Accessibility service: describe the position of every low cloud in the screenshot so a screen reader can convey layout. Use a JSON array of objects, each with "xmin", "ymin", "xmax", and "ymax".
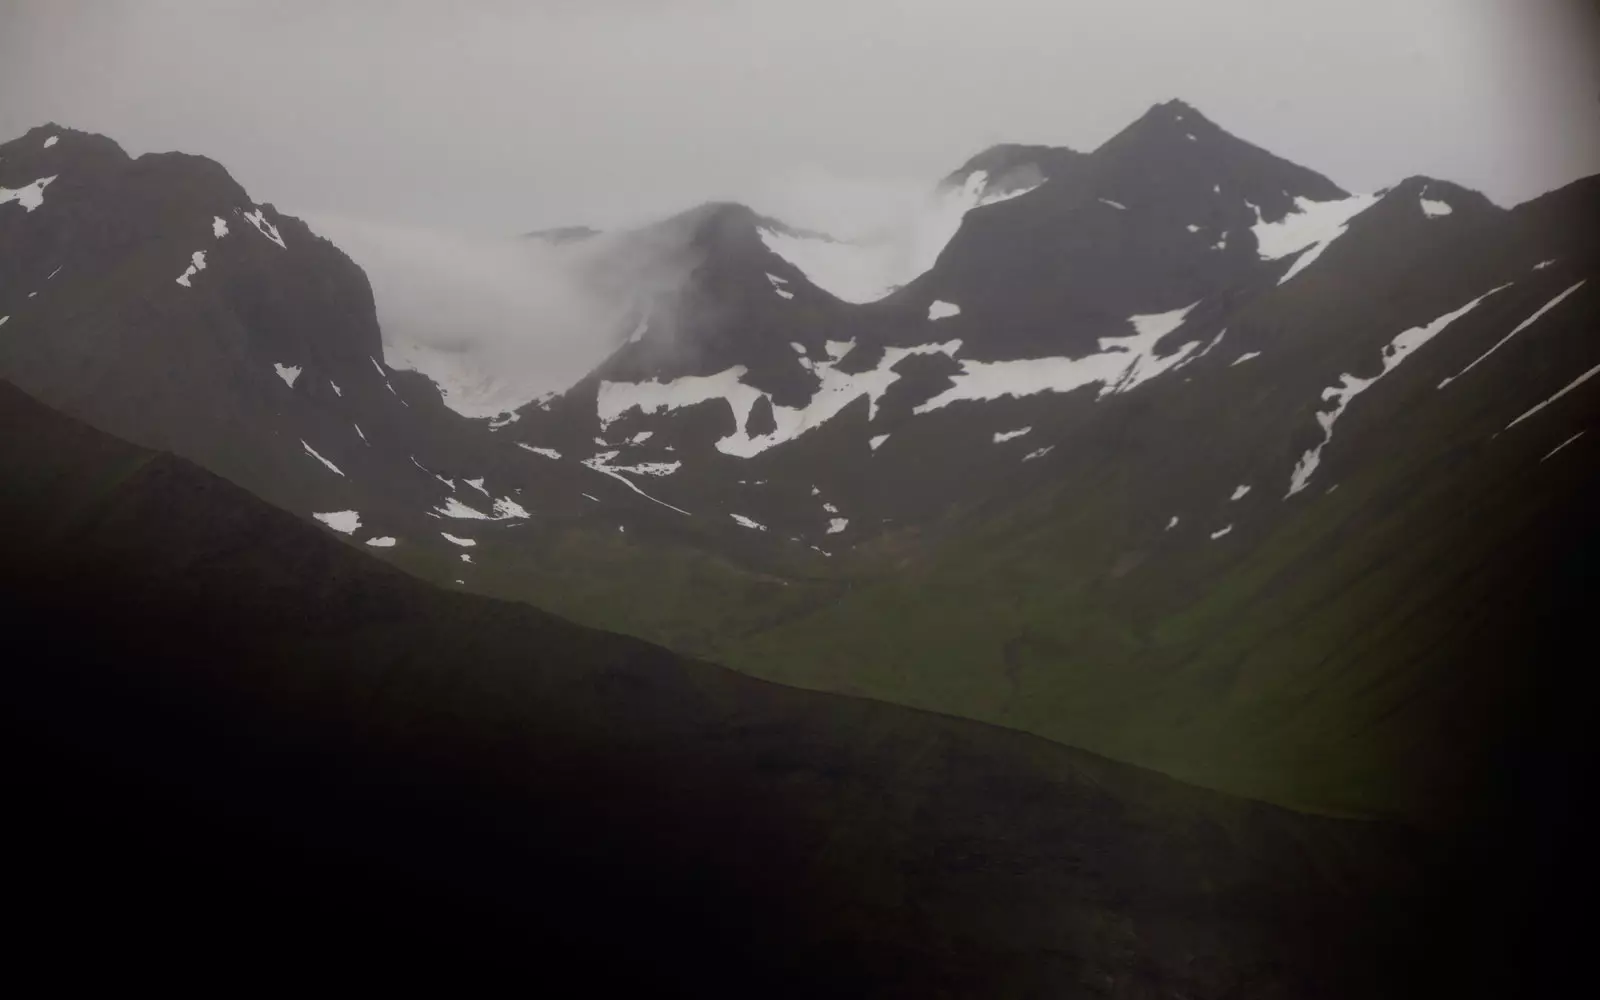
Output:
[{"xmin": 301, "ymin": 213, "xmax": 703, "ymax": 417}]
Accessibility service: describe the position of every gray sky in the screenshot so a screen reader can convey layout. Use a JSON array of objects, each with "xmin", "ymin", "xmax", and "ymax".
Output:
[{"xmin": 3, "ymin": 0, "xmax": 1598, "ymax": 233}]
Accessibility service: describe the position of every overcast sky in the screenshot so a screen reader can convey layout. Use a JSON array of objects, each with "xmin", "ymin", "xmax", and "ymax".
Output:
[{"xmin": 3, "ymin": 0, "xmax": 1598, "ymax": 233}]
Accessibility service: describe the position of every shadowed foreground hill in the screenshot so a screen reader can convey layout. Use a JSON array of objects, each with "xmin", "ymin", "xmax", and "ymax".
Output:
[
  {"xmin": 0, "ymin": 379, "xmax": 1445, "ymax": 996},
  {"xmin": 2, "ymin": 379, "xmax": 1589, "ymax": 997}
]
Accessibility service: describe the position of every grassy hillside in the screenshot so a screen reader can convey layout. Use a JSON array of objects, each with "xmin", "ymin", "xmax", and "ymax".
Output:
[{"xmin": 3, "ymin": 378, "xmax": 1444, "ymax": 997}]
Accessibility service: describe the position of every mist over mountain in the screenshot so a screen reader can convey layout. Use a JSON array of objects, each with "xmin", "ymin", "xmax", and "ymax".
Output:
[{"xmin": 3, "ymin": 4, "xmax": 1597, "ymax": 994}]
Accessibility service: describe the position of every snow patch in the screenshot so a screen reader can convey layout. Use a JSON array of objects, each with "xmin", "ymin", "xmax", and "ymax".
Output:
[
  {"xmin": 1210, "ymin": 525, "xmax": 1233, "ymax": 540},
  {"xmin": 1439, "ymin": 280, "xmax": 1586, "ymax": 388},
  {"xmin": 1287, "ymin": 285, "xmax": 1509, "ymax": 496},
  {"xmin": 1166, "ymin": 516, "xmax": 1180, "ymax": 531},
  {"xmin": 1099, "ymin": 198, "xmax": 1127, "ymax": 210},
  {"xmin": 824, "ymin": 340, "xmax": 853, "ymax": 361},
  {"xmin": 1533, "ymin": 259, "xmax": 1556, "ymax": 271},
  {"xmin": 1230, "ymin": 351, "xmax": 1261, "ymax": 366},
  {"xmin": 435, "ymin": 497, "xmax": 492, "ymax": 520},
  {"xmin": 460, "ymin": 553, "xmax": 473, "ymax": 563},
  {"xmin": 915, "ymin": 302, "xmax": 1201, "ymax": 413},
  {"xmin": 826, "ymin": 518, "xmax": 848, "ymax": 535},
  {"xmin": 365, "ymin": 536, "xmax": 397, "ymax": 548},
  {"xmin": 43, "ymin": 135, "xmax": 58, "ymax": 148},
  {"xmin": 582, "ymin": 457, "xmax": 691, "ymax": 515},
  {"xmin": 465, "ymin": 477, "xmax": 490, "ymax": 497},
  {"xmin": 518, "ymin": 443, "xmax": 562, "ymax": 460},
  {"xmin": 273, "ymin": 363, "xmax": 301, "ymax": 387},
  {"xmin": 1541, "ymin": 431, "xmax": 1584, "ymax": 462},
  {"xmin": 597, "ymin": 340, "xmax": 962, "ymax": 458},
  {"xmin": 174, "ymin": 250, "xmax": 207, "ymax": 287},
  {"xmin": 1186, "ymin": 224, "xmax": 1201, "ymax": 233},
  {"xmin": 242, "ymin": 207, "xmax": 286, "ymax": 248},
  {"xmin": 1505, "ymin": 361, "xmax": 1600, "ymax": 431},
  {"xmin": 993, "ymin": 426, "xmax": 1032, "ymax": 443},
  {"xmin": 329, "ymin": 380, "xmax": 342, "ymax": 396},
  {"xmin": 313, "ymin": 510, "xmax": 361, "ymax": 534},
  {"xmin": 730, "ymin": 514, "xmax": 767, "ymax": 531},
  {"xmin": 1230, "ymin": 484, "xmax": 1251, "ymax": 501},
  {"xmin": 0, "ymin": 175, "xmax": 56, "ymax": 212},
  {"xmin": 1420, "ymin": 197, "xmax": 1452, "ymax": 218},
  {"xmin": 212, "ymin": 216, "xmax": 229, "ymax": 238},
  {"xmin": 929, "ymin": 300, "xmax": 961, "ymax": 320},
  {"xmin": 1, "ymin": 316, "xmax": 8, "ymax": 327},
  {"xmin": 301, "ymin": 441, "xmax": 344, "ymax": 477},
  {"xmin": 1251, "ymin": 192, "xmax": 1381, "ymax": 285},
  {"xmin": 1023, "ymin": 446, "xmax": 1054, "ymax": 461},
  {"xmin": 493, "ymin": 497, "xmax": 531, "ymax": 519},
  {"xmin": 869, "ymin": 434, "xmax": 889, "ymax": 451},
  {"xmin": 441, "ymin": 532, "xmax": 477, "ymax": 547},
  {"xmin": 353, "ymin": 423, "xmax": 367, "ymax": 444}
]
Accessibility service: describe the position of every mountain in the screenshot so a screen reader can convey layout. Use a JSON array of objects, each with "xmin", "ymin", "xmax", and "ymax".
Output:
[
  {"xmin": 5, "ymin": 103, "xmax": 1596, "ymax": 836},
  {"xmin": 4, "ymin": 376, "xmax": 1435, "ymax": 996}
]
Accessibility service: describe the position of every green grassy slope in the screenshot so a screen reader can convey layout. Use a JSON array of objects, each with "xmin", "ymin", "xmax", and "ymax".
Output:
[{"xmin": 3, "ymin": 378, "xmax": 1438, "ymax": 997}]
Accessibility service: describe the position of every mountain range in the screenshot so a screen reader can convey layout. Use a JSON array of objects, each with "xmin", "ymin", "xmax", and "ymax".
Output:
[{"xmin": 3, "ymin": 99, "xmax": 1596, "ymax": 994}]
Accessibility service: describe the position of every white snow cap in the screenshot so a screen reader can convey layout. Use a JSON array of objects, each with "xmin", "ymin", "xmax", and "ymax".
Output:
[
  {"xmin": 313, "ymin": 510, "xmax": 361, "ymax": 534},
  {"xmin": 1, "ymin": 175, "xmax": 56, "ymax": 212}
]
